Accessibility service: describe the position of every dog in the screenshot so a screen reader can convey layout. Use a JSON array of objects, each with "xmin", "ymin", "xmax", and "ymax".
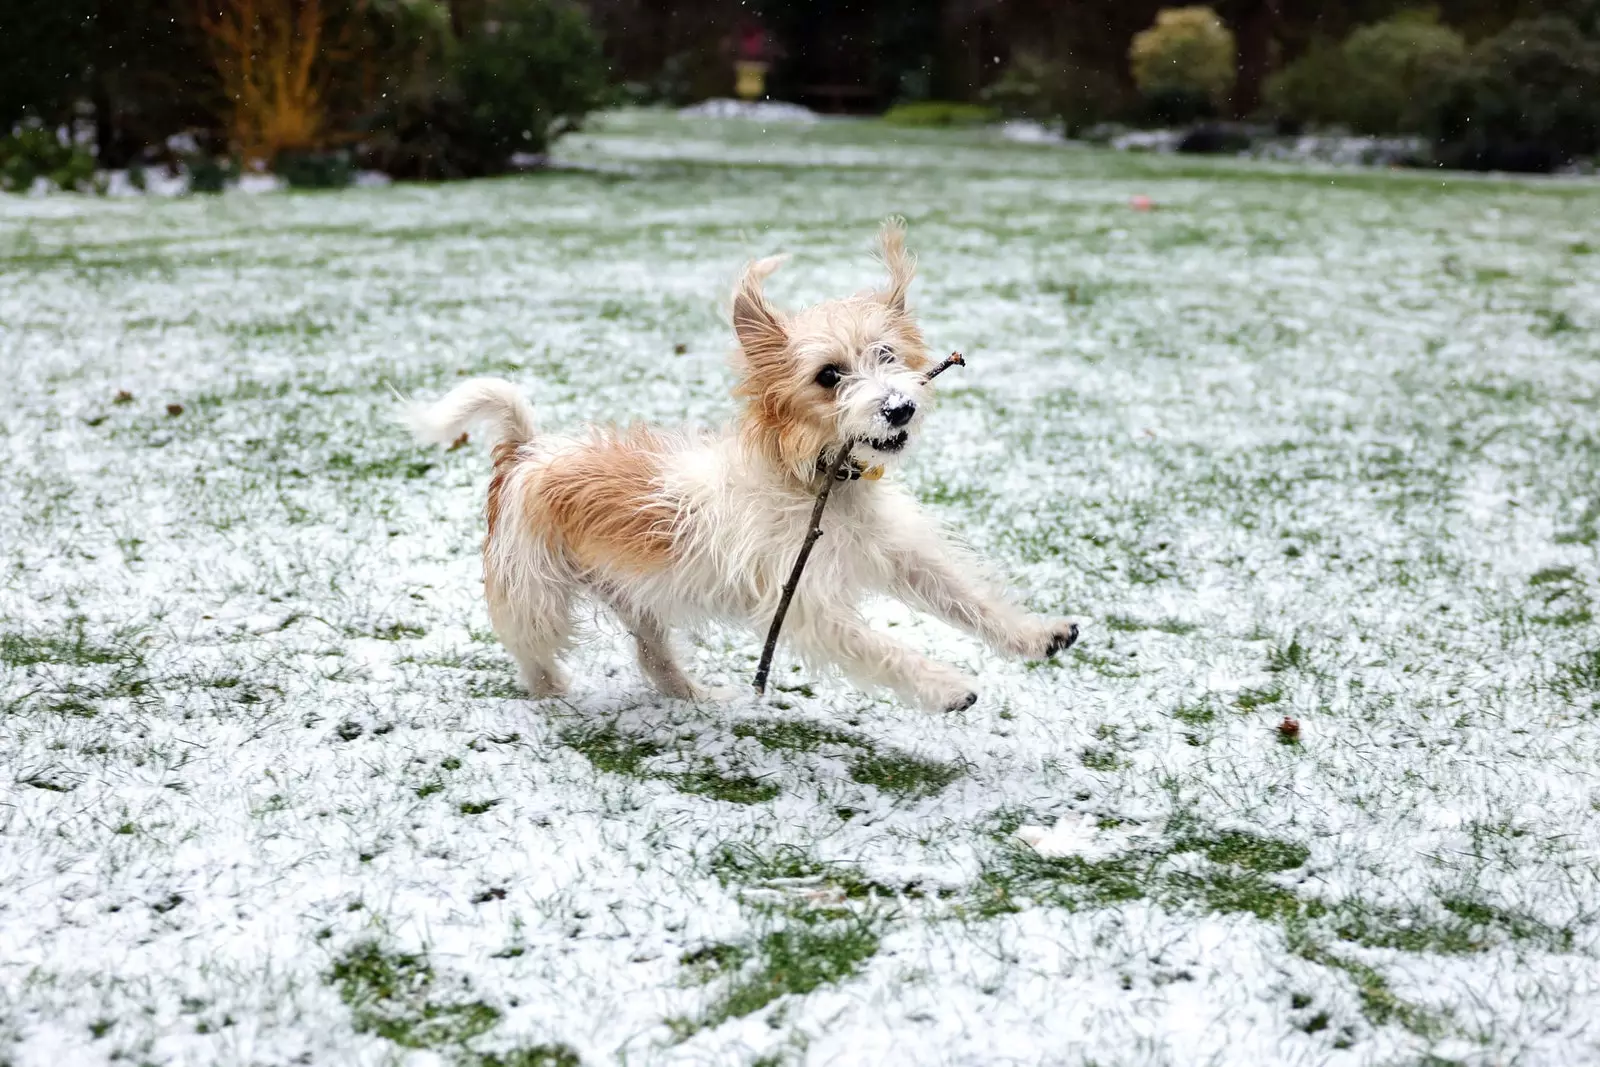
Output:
[{"xmin": 408, "ymin": 219, "xmax": 1079, "ymax": 712}]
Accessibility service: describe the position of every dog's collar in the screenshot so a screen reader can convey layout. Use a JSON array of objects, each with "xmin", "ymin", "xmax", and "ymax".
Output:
[{"xmin": 815, "ymin": 453, "xmax": 885, "ymax": 483}]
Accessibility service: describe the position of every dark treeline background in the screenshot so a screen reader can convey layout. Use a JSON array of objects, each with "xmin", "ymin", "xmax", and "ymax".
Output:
[
  {"xmin": 588, "ymin": 0, "xmax": 1596, "ymax": 113},
  {"xmin": 2, "ymin": 0, "xmax": 1597, "ymax": 182}
]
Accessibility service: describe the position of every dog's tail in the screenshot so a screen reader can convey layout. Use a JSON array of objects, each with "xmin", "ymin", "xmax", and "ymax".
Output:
[{"xmin": 405, "ymin": 377, "xmax": 538, "ymax": 451}]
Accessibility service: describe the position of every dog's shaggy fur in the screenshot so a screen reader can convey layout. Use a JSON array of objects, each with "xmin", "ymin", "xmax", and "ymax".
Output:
[{"xmin": 409, "ymin": 219, "xmax": 1078, "ymax": 712}]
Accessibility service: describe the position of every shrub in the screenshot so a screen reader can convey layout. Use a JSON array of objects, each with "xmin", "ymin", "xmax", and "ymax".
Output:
[
  {"xmin": 361, "ymin": 88, "xmax": 496, "ymax": 180},
  {"xmin": 362, "ymin": 0, "xmax": 607, "ymax": 179},
  {"xmin": 1339, "ymin": 15, "xmax": 1466, "ymax": 134},
  {"xmin": 1129, "ymin": 6, "xmax": 1235, "ymax": 118},
  {"xmin": 1265, "ymin": 13, "xmax": 1465, "ymax": 135},
  {"xmin": 275, "ymin": 149, "xmax": 353, "ymax": 188},
  {"xmin": 881, "ymin": 101, "xmax": 998, "ymax": 127},
  {"xmin": 0, "ymin": 126, "xmax": 95, "ymax": 193},
  {"xmin": 981, "ymin": 51, "xmax": 1124, "ymax": 134},
  {"xmin": 1423, "ymin": 17, "xmax": 1600, "ymax": 172},
  {"xmin": 454, "ymin": 0, "xmax": 608, "ymax": 161},
  {"xmin": 0, "ymin": 3, "xmax": 87, "ymax": 130},
  {"xmin": 1261, "ymin": 41, "xmax": 1344, "ymax": 130},
  {"xmin": 1176, "ymin": 122, "xmax": 1255, "ymax": 154},
  {"xmin": 186, "ymin": 154, "xmax": 237, "ymax": 193}
]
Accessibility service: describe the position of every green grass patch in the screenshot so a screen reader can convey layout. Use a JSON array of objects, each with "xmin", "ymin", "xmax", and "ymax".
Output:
[
  {"xmin": 707, "ymin": 918, "xmax": 879, "ymax": 1023},
  {"xmin": 973, "ymin": 813, "xmax": 1566, "ymax": 1035},
  {"xmin": 1179, "ymin": 829, "xmax": 1309, "ymax": 872},
  {"xmin": 732, "ymin": 718, "xmax": 863, "ymax": 753},
  {"xmin": 0, "ymin": 616, "xmax": 135, "ymax": 668},
  {"xmin": 0, "ymin": 616, "xmax": 152, "ymax": 716},
  {"xmin": 1172, "ymin": 699, "xmax": 1215, "ymax": 726},
  {"xmin": 1554, "ymin": 649, "xmax": 1600, "ymax": 704},
  {"xmin": 327, "ymin": 450, "xmax": 437, "ymax": 481},
  {"xmin": 880, "ymin": 101, "xmax": 998, "ymax": 128},
  {"xmin": 678, "ymin": 942, "xmax": 751, "ymax": 985},
  {"xmin": 1268, "ymin": 638, "xmax": 1310, "ymax": 673},
  {"xmin": 1235, "ymin": 685, "xmax": 1284, "ymax": 710},
  {"xmin": 676, "ymin": 767, "xmax": 781, "ymax": 805},
  {"xmin": 1295, "ymin": 942, "xmax": 1444, "ymax": 1036},
  {"xmin": 328, "ymin": 941, "xmax": 502, "ymax": 1051},
  {"xmin": 472, "ymin": 1047, "xmax": 582, "ymax": 1067},
  {"xmin": 561, "ymin": 723, "xmax": 665, "ymax": 778},
  {"xmin": 731, "ymin": 718, "xmax": 960, "ymax": 799},
  {"xmin": 561, "ymin": 722, "xmax": 783, "ymax": 805},
  {"xmin": 847, "ymin": 750, "xmax": 961, "ymax": 799},
  {"xmin": 1079, "ymin": 747, "xmax": 1121, "ymax": 772}
]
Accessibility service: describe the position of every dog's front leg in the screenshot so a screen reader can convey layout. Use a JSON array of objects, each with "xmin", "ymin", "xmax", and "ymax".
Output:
[
  {"xmin": 787, "ymin": 608, "xmax": 979, "ymax": 713},
  {"xmin": 889, "ymin": 543, "xmax": 1079, "ymax": 661}
]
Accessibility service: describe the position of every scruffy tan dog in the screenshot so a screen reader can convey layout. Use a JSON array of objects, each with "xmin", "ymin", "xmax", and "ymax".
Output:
[{"xmin": 410, "ymin": 219, "xmax": 1078, "ymax": 711}]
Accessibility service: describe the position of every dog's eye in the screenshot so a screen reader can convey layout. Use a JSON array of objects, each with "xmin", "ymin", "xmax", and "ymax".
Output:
[
  {"xmin": 815, "ymin": 365, "xmax": 842, "ymax": 389},
  {"xmin": 874, "ymin": 345, "xmax": 895, "ymax": 364}
]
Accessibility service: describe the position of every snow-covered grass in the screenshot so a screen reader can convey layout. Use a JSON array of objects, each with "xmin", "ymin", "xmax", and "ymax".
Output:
[{"xmin": 2, "ymin": 110, "xmax": 1599, "ymax": 1067}]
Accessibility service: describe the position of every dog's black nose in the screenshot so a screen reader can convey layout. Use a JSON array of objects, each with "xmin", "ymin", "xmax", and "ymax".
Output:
[{"xmin": 882, "ymin": 397, "xmax": 916, "ymax": 427}]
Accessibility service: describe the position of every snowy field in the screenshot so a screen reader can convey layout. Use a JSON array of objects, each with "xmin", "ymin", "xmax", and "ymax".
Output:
[{"xmin": 3, "ymin": 111, "xmax": 1599, "ymax": 1067}]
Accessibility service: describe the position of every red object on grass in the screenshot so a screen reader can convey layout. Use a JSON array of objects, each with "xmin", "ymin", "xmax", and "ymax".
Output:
[{"xmin": 1130, "ymin": 195, "xmax": 1154, "ymax": 211}]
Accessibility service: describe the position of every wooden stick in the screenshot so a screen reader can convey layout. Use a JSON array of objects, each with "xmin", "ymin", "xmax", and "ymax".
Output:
[
  {"xmin": 924, "ymin": 350, "xmax": 965, "ymax": 381},
  {"xmin": 752, "ymin": 352, "xmax": 967, "ymax": 695},
  {"xmin": 754, "ymin": 442, "xmax": 854, "ymax": 695}
]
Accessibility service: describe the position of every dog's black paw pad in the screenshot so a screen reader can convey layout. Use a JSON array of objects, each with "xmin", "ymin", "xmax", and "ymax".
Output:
[
  {"xmin": 946, "ymin": 691, "xmax": 979, "ymax": 712},
  {"xmin": 1046, "ymin": 623, "xmax": 1080, "ymax": 657}
]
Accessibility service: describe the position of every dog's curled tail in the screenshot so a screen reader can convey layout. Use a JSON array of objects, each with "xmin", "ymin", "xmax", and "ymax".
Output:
[{"xmin": 405, "ymin": 377, "xmax": 538, "ymax": 451}]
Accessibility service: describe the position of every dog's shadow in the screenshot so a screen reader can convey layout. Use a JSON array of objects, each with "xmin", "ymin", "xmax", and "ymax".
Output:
[{"xmin": 526, "ymin": 681, "xmax": 967, "ymax": 812}]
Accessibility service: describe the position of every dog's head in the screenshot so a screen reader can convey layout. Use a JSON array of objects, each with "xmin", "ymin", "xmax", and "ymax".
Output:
[{"xmin": 730, "ymin": 218, "xmax": 934, "ymax": 481}]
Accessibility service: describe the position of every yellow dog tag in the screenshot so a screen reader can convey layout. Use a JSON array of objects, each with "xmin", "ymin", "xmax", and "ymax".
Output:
[{"xmin": 861, "ymin": 466, "xmax": 885, "ymax": 481}]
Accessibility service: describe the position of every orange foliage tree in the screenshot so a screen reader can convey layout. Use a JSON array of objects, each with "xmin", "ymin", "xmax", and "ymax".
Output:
[{"xmin": 197, "ymin": 0, "xmax": 356, "ymax": 166}]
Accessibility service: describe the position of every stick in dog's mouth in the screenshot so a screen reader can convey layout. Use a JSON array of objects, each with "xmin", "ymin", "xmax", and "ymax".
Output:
[
  {"xmin": 923, "ymin": 351, "xmax": 965, "ymax": 382},
  {"xmin": 859, "ymin": 430, "xmax": 910, "ymax": 454}
]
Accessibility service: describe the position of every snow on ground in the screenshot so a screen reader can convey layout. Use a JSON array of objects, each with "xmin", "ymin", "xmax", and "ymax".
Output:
[{"xmin": 2, "ymin": 110, "xmax": 1598, "ymax": 1067}]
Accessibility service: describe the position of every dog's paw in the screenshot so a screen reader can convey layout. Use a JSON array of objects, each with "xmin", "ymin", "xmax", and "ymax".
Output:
[
  {"xmin": 917, "ymin": 669, "xmax": 980, "ymax": 714},
  {"xmin": 1043, "ymin": 619, "xmax": 1080, "ymax": 657},
  {"xmin": 525, "ymin": 666, "xmax": 570, "ymax": 699},
  {"xmin": 1005, "ymin": 618, "xmax": 1081, "ymax": 660},
  {"xmin": 945, "ymin": 690, "xmax": 979, "ymax": 712}
]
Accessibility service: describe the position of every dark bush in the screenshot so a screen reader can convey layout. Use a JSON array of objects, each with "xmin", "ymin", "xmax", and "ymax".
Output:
[
  {"xmin": 186, "ymin": 155, "xmax": 235, "ymax": 194},
  {"xmin": 1262, "ymin": 42, "xmax": 1343, "ymax": 128},
  {"xmin": 362, "ymin": 0, "xmax": 607, "ymax": 179},
  {"xmin": 1177, "ymin": 122, "xmax": 1259, "ymax": 154},
  {"xmin": 1339, "ymin": 15, "xmax": 1465, "ymax": 134},
  {"xmin": 362, "ymin": 88, "xmax": 497, "ymax": 180},
  {"xmin": 981, "ymin": 51, "xmax": 1125, "ymax": 134},
  {"xmin": 455, "ymin": 0, "xmax": 608, "ymax": 161},
  {"xmin": 0, "ymin": 2, "xmax": 88, "ymax": 129},
  {"xmin": 1424, "ymin": 17, "xmax": 1600, "ymax": 172},
  {"xmin": 2, "ymin": 0, "xmax": 219, "ymax": 169},
  {"xmin": 275, "ymin": 149, "xmax": 354, "ymax": 189},
  {"xmin": 0, "ymin": 127, "xmax": 95, "ymax": 193},
  {"xmin": 1141, "ymin": 86, "xmax": 1216, "ymax": 126},
  {"xmin": 1265, "ymin": 14, "xmax": 1466, "ymax": 135}
]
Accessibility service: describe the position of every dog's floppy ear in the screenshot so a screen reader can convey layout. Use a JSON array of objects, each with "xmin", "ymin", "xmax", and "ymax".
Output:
[
  {"xmin": 874, "ymin": 216, "xmax": 916, "ymax": 313},
  {"xmin": 731, "ymin": 254, "xmax": 788, "ymax": 367}
]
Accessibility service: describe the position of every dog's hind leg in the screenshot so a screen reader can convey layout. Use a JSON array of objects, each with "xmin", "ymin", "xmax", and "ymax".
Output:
[
  {"xmin": 487, "ymin": 577, "xmax": 575, "ymax": 698},
  {"xmin": 603, "ymin": 594, "xmax": 702, "ymax": 700}
]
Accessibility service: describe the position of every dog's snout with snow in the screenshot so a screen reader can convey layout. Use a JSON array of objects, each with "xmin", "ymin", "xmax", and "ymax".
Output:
[{"xmin": 881, "ymin": 394, "xmax": 916, "ymax": 428}]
